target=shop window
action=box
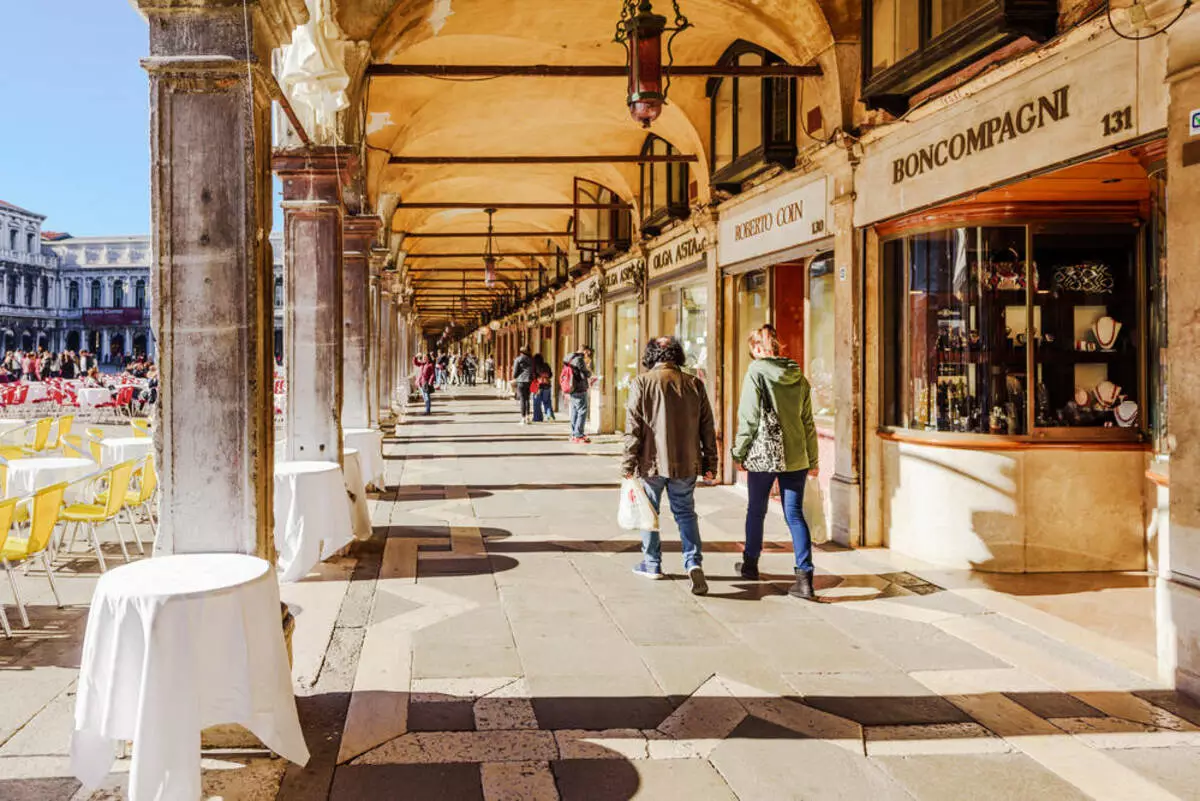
[706,41,797,194]
[734,270,771,393]
[807,254,836,421]
[639,136,690,237]
[862,0,1057,116]
[574,178,632,257]
[135,279,146,309]
[68,280,79,309]
[658,284,709,381]
[883,223,1142,438]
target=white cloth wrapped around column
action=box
[342,448,373,541]
[343,427,385,488]
[70,554,309,801]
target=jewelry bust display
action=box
[1093,316,1121,351]
[1114,400,1138,428]
[1095,380,1121,408]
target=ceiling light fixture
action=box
[614,0,691,128]
[483,207,498,288]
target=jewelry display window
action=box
[885,220,1144,440]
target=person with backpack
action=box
[530,354,555,422]
[730,325,821,600]
[511,346,535,424]
[562,346,593,443]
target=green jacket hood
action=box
[751,357,804,386]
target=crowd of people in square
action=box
[0,349,159,414]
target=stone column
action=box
[272,147,355,463]
[367,272,381,427]
[379,289,393,420]
[827,159,864,548]
[139,0,288,557]
[1161,12,1200,697]
[341,216,380,430]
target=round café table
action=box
[342,448,372,541]
[99,436,153,468]
[343,428,385,489]
[76,387,112,408]
[6,456,96,502]
[273,460,355,583]
[70,554,309,801]
[0,419,28,438]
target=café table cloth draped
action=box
[273,460,355,583]
[70,554,309,801]
[342,448,373,541]
[343,428,385,488]
[76,387,111,408]
[99,436,154,468]
[7,456,95,502]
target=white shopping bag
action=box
[804,479,829,545]
[617,477,659,531]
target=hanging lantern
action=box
[614,0,690,128]
[483,208,498,288]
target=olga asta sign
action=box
[892,86,1071,184]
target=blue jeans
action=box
[744,470,812,572]
[640,476,702,571]
[569,392,588,438]
[421,385,432,415]
[539,386,554,419]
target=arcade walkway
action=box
[2,389,1199,800]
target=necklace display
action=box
[1093,316,1121,351]
[1114,400,1138,428]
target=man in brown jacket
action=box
[622,336,718,594]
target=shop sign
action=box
[604,257,644,294]
[539,302,554,322]
[83,308,145,326]
[717,176,831,267]
[856,30,1167,226]
[575,275,602,312]
[649,230,708,279]
[1190,109,1200,136]
[554,289,573,319]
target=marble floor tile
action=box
[552,757,737,801]
[481,761,560,801]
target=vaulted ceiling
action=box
[319,0,859,330]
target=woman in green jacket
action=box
[730,325,820,600]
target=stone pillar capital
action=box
[272,147,359,206]
[343,215,382,257]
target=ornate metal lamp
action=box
[614,0,691,128]
[483,208,498,288]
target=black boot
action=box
[735,555,760,580]
[788,569,815,600]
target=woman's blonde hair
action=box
[747,324,782,357]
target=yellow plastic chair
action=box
[96,456,156,554]
[54,414,75,451]
[0,497,20,637]
[84,429,105,464]
[130,418,152,439]
[21,417,53,456]
[61,460,137,571]
[1,483,66,627]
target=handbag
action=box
[743,382,786,473]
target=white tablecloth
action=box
[6,456,95,501]
[273,460,354,583]
[342,448,372,541]
[99,436,153,468]
[77,387,112,408]
[0,419,27,441]
[71,554,309,801]
[24,383,48,402]
[343,428,385,488]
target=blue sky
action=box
[0,3,152,236]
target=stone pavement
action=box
[3,391,1200,799]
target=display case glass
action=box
[886,222,1143,439]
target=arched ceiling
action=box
[329,0,852,329]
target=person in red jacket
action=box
[413,354,436,415]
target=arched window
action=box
[135,279,146,308]
[113,280,125,308]
[89,280,101,308]
[7,230,15,251]
[68,280,80,309]
[573,178,632,256]
[707,41,797,192]
[26,233,35,253]
[40,277,48,308]
[274,277,284,308]
[639,135,690,236]
[5,276,14,305]
[24,276,34,307]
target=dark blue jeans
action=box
[744,469,812,572]
[569,392,588,438]
[421,385,432,414]
[640,475,702,571]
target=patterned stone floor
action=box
[2,392,1199,799]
